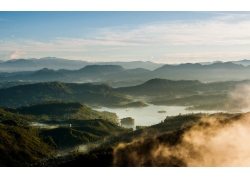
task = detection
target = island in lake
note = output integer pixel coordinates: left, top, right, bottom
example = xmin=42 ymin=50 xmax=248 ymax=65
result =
xmin=120 ymin=117 xmax=135 ymax=125
xmin=158 ymin=110 xmax=167 ymax=113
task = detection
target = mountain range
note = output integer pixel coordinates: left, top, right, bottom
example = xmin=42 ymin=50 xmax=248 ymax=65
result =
xmin=0 ymin=57 xmax=163 ymax=72
xmin=1 ymin=78 xmax=249 ymax=110
xmin=1 ymin=61 xmax=250 ymax=83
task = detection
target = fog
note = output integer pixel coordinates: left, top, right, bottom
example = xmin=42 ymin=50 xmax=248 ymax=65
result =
xmin=113 ymin=84 xmax=250 ymax=166
xmin=229 ymin=83 xmax=250 ymax=112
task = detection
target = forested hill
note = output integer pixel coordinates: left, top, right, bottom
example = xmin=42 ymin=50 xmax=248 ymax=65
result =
xmin=116 ymin=78 xmax=203 ymax=96
xmin=0 ymin=106 xmax=130 ymax=166
xmin=152 ymin=62 xmax=250 ymax=81
xmin=116 ymin=78 xmax=250 ymax=97
xmin=4 ymin=102 xmax=118 ymax=122
xmin=0 ymin=82 xmax=132 ymax=108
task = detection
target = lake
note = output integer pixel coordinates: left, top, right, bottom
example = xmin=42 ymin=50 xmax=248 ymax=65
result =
xmin=94 ymin=104 xmax=220 ymax=129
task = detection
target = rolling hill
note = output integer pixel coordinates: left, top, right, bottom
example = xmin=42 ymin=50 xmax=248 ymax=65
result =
xmin=5 ymin=102 xmax=118 ymax=122
xmin=0 ymin=82 xmax=133 ymax=108
xmin=152 ymin=62 xmax=250 ymax=81
xmin=116 ymin=78 xmax=202 ymax=96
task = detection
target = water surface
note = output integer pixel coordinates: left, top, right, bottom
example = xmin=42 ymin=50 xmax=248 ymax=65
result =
xmin=94 ymin=104 xmax=220 ymax=129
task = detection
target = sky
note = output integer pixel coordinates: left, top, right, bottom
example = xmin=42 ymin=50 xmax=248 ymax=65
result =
xmin=1 ymin=11 xmax=250 ymax=63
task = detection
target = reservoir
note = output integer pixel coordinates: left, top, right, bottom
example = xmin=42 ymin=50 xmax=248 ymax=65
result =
xmin=93 ymin=104 xmax=220 ymax=129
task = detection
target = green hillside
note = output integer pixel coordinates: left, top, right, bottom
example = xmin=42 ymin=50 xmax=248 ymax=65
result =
xmin=0 ymin=120 xmax=53 ymax=167
xmin=116 ymin=78 xmax=250 ymax=111
xmin=5 ymin=102 xmax=118 ymax=122
xmin=116 ymin=78 xmax=203 ymax=96
xmin=0 ymin=82 xmax=133 ymax=108
xmin=0 ymin=106 xmax=131 ymax=166
xmin=40 ymin=119 xmax=131 ymax=148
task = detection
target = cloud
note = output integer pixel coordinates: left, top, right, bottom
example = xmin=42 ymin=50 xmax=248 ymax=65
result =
xmin=162 ymin=52 xmax=250 ymax=63
xmin=2 ymin=13 xmax=250 ymax=49
xmin=94 ymin=13 xmax=250 ymax=47
xmin=113 ymin=81 xmax=250 ymax=166
xmin=228 ymin=83 xmax=250 ymax=112
xmin=113 ymin=113 xmax=250 ymax=166
xmin=1 ymin=13 xmax=250 ymax=61
xmin=10 ymin=51 xmax=26 ymax=59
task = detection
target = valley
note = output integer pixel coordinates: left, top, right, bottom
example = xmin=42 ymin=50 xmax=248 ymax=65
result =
xmin=1 ymin=58 xmax=250 ymax=167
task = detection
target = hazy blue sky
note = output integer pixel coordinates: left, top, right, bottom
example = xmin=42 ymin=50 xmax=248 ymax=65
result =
xmin=1 ymin=11 xmax=250 ymax=63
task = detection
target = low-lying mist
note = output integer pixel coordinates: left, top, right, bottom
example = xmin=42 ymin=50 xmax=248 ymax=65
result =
xmin=113 ymin=113 xmax=250 ymax=166
xmin=113 ymin=83 xmax=250 ymax=167
xmin=228 ymin=83 xmax=250 ymax=112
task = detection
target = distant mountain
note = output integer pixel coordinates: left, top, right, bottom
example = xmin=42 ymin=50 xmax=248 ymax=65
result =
xmin=116 ymin=78 xmax=250 ymax=99
xmin=230 ymin=59 xmax=250 ymax=66
xmin=100 ymin=79 xmax=149 ymax=88
xmin=30 ymin=68 xmax=68 ymax=81
xmin=103 ymin=68 xmax=151 ymax=81
xmin=199 ymin=59 xmax=250 ymax=66
xmin=204 ymin=62 xmax=245 ymax=69
xmin=152 ymin=62 xmax=250 ymax=81
xmin=0 ymin=57 xmax=163 ymax=72
xmin=116 ymin=78 xmax=202 ymax=96
xmin=96 ymin=61 xmax=163 ymax=70
xmin=1 ymin=59 xmax=250 ymax=82
xmin=1 ymin=68 xmax=66 ymax=82
xmin=79 ymin=65 xmax=124 ymax=73
xmin=0 ymin=65 xmax=150 ymax=83
xmin=199 ymin=61 xmax=223 ymax=65
xmin=75 ymin=65 xmax=124 ymax=78
xmin=0 ymin=68 xmax=69 ymax=82
xmin=0 ymin=57 xmax=91 ymax=72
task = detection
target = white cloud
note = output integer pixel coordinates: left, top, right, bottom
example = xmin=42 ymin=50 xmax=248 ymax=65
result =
xmin=10 ymin=51 xmax=26 ymax=59
xmin=164 ymin=52 xmax=250 ymax=59
xmin=1 ymin=13 xmax=250 ymax=62
xmin=94 ymin=17 xmax=250 ymax=47
xmin=161 ymin=52 xmax=250 ymax=64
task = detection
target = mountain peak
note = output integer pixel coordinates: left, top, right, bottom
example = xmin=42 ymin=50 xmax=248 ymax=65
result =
xmin=79 ymin=65 xmax=124 ymax=73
